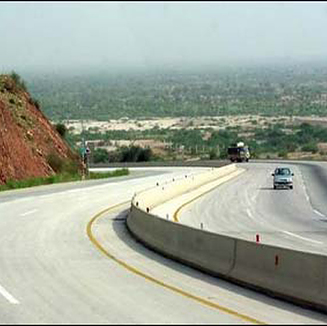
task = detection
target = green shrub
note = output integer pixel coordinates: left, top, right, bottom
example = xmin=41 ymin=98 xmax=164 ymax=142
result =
xmin=209 ymin=149 xmax=218 ymax=160
xmin=63 ymin=160 xmax=80 ymax=175
xmin=278 ymin=150 xmax=288 ymax=158
xmin=93 ymin=148 xmax=109 ymax=163
xmin=47 ymin=153 xmax=64 ymax=173
xmin=119 ymin=145 xmax=153 ymax=162
xmin=33 ymin=98 xmax=40 ymax=110
xmin=55 ymin=123 xmax=67 ymax=138
xmin=302 ymin=143 xmax=318 ymax=153
xmin=10 ymin=71 xmax=27 ymax=91
xmin=89 ymin=168 xmax=129 ymax=179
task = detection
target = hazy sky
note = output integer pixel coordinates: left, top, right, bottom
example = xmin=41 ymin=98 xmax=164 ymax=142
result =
xmin=1 ymin=1 xmax=327 ymax=73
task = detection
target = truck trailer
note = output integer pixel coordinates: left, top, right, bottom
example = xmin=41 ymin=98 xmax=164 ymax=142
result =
xmin=227 ymin=142 xmax=250 ymax=162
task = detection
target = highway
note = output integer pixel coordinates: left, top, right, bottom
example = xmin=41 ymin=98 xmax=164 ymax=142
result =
xmin=176 ymin=161 xmax=327 ymax=255
xmin=0 ymin=164 xmax=326 ymax=323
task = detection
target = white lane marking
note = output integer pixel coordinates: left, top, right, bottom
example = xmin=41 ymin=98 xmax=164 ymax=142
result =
xmin=313 ymin=209 xmax=327 ymax=219
xmin=20 ymin=209 xmax=38 ymax=217
xmin=298 ymin=170 xmax=311 ymax=203
xmin=282 ymin=231 xmax=323 ymax=245
xmin=297 ymin=168 xmax=327 ymax=219
xmin=0 ymin=284 xmax=19 ymax=304
xmin=246 ymin=208 xmax=256 ymax=222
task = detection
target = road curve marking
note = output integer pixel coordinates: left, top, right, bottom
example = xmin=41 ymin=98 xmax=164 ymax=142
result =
xmin=20 ymin=209 xmax=38 ymax=217
xmin=282 ymin=231 xmax=323 ymax=245
xmin=0 ymin=283 xmax=19 ymax=305
xmin=313 ymin=209 xmax=326 ymax=219
xmin=87 ymin=201 xmax=265 ymax=325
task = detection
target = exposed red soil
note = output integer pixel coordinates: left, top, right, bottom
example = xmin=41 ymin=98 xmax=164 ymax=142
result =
xmin=0 ymin=75 xmax=79 ymax=185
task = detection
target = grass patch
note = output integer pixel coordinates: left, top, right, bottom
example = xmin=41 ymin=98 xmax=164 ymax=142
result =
xmin=88 ymin=168 xmax=129 ymax=179
xmin=0 ymin=169 xmax=129 ymax=192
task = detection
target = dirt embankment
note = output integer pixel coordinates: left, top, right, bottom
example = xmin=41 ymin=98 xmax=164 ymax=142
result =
xmin=0 ymin=75 xmax=78 ymax=185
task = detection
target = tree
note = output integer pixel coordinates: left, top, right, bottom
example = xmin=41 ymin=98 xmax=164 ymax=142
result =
xmin=119 ymin=145 xmax=153 ymax=162
xmin=10 ymin=71 xmax=27 ymax=91
xmin=93 ymin=148 xmax=109 ymax=163
xmin=55 ymin=123 xmax=67 ymax=138
xmin=209 ymin=148 xmax=218 ymax=160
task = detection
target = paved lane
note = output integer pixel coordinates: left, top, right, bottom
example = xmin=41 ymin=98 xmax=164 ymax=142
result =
xmin=0 ymin=166 xmax=326 ymax=323
xmin=0 ymin=167 xmax=243 ymax=324
xmin=178 ymin=161 xmax=327 ymax=255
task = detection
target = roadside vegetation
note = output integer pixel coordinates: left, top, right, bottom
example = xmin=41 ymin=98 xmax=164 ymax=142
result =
xmin=0 ymin=147 xmax=129 ymax=192
xmin=93 ymin=145 xmax=156 ymax=164
xmin=0 ymin=168 xmax=129 ymax=192
xmin=70 ymin=121 xmax=327 ymax=162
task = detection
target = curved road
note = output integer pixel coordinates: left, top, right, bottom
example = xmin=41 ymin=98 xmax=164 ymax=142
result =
xmin=0 ymin=165 xmax=326 ymax=323
xmin=178 ymin=161 xmax=327 ymax=255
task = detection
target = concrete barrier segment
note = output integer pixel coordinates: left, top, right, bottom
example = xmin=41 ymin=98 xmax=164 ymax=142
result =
xmin=127 ymin=163 xmax=327 ymax=312
xmin=132 ymin=164 xmax=238 ymax=212
xmin=127 ymin=205 xmax=237 ymax=276
xmin=230 ymin=239 xmax=327 ymax=311
xmin=128 ymin=204 xmax=327 ymax=312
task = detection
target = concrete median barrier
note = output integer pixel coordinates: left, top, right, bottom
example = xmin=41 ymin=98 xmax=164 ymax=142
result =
xmin=230 ymin=239 xmax=327 ymax=311
xmin=128 ymin=205 xmax=236 ymax=276
xmin=133 ymin=164 xmax=237 ymax=211
xmin=127 ymin=164 xmax=327 ymax=313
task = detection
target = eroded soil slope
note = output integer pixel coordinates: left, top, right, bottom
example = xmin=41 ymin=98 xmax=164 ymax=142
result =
xmin=0 ymin=75 xmax=78 ymax=185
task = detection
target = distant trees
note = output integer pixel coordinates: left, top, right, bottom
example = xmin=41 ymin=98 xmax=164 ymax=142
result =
xmin=24 ymin=63 xmax=327 ymax=161
xmin=251 ymin=122 xmax=327 ymax=157
xmin=93 ymin=146 xmax=154 ymax=163
xmin=168 ymin=129 xmax=204 ymax=149
xmin=301 ymin=143 xmax=318 ymax=153
xmin=26 ymin=64 xmax=327 ymax=121
xmin=69 ymin=119 xmax=327 ymax=162
xmin=118 ymin=145 xmax=153 ymax=162
xmin=93 ymin=148 xmax=109 ymax=163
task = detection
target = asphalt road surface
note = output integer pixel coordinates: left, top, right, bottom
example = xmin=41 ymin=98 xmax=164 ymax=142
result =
xmin=0 ymin=165 xmax=326 ymax=324
xmin=178 ymin=161 xmax=327 ymax=255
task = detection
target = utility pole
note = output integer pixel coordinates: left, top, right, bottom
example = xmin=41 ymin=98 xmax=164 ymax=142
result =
xmin=80 ymin=111 xmax=89 ymax=179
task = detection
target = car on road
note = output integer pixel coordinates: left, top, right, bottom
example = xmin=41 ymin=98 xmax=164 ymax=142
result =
xmin=272 ymin=167 xmax=294 ymax=189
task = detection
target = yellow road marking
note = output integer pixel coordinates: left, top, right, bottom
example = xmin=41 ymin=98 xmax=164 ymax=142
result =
xmin=174 ymin=169 xmax=245 ymax=222
xmin=87 ymin=200 xmax=265 ymax=325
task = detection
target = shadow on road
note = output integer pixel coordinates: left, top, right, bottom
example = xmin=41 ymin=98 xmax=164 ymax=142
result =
xmin=104 ymin=207 xmax=327 ymax=321
xmin=259 ymin=187 xmax=274 ymax=191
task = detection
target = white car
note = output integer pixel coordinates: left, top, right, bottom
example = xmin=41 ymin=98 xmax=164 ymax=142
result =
xmin=272 ymin=167 xmax=294 ymax=190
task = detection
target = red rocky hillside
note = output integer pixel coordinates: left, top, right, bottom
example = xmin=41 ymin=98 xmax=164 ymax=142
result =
xmin=0 ymin=74 xmax=79 ymax=185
